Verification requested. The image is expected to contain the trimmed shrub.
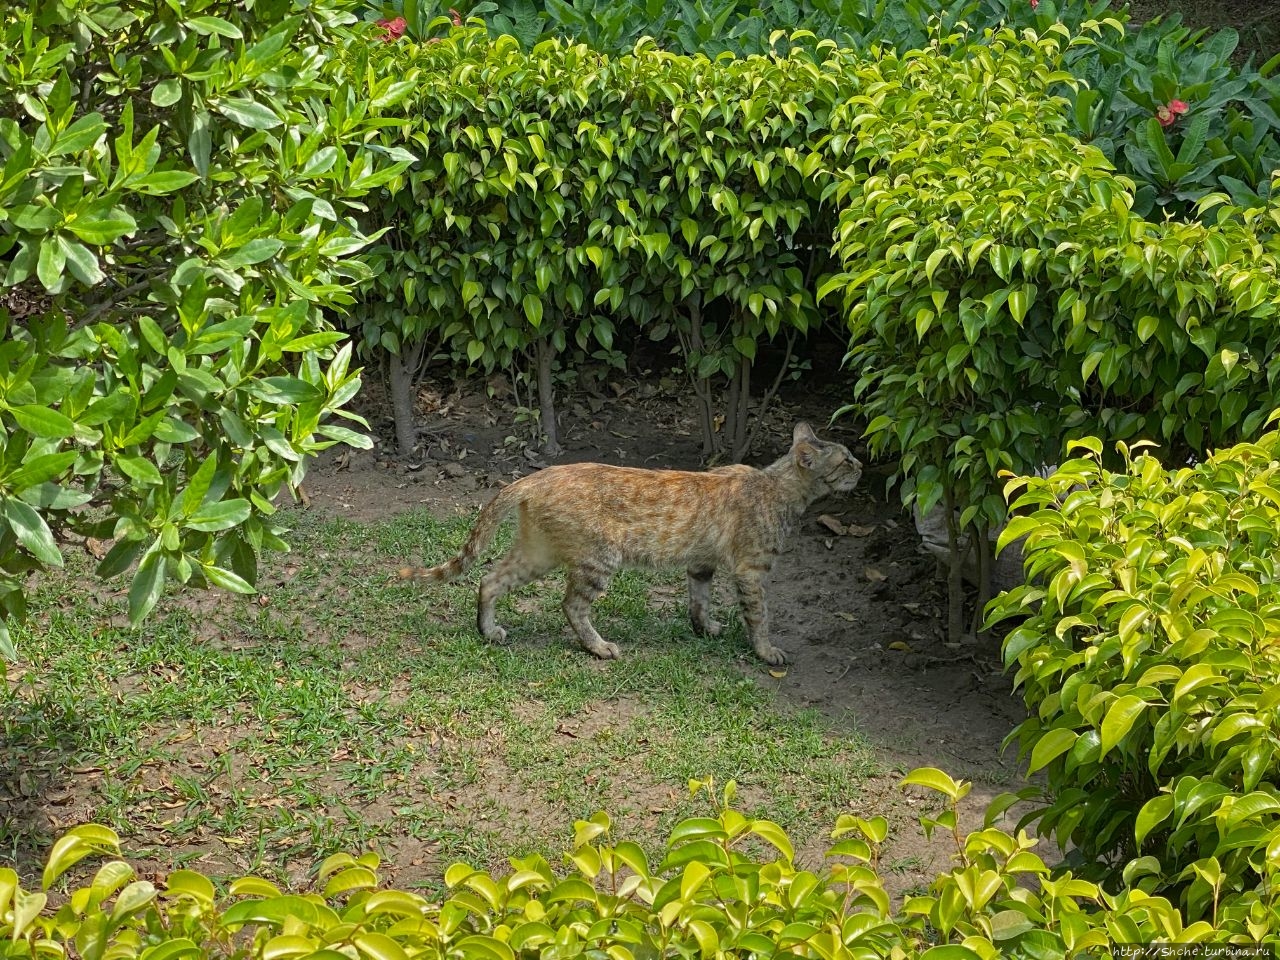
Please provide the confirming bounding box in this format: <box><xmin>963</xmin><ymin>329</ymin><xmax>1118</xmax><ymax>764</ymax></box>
<box><xmin>345</xmin><ymin>27</ymin><xmax>845</xmax><ymax>458</ymax></box>
<box><xmin>990</xmin><ymin>419</ymin><xmax>1280</xmax><ymax>927</ymax></box>
<box><xmin>400</xmin><ymin>0</ymin><xmax>1280</xmax><ymax>218</ymax></box>
<box><xmin>6</xmin><ymin>770</ymin><xmax>1265</xmax><ymax>958</ymax></box>
<box><xmin>821</xmin><ymin>23</ymin><xmax>1280</xmax><ymax>641</ymax></box>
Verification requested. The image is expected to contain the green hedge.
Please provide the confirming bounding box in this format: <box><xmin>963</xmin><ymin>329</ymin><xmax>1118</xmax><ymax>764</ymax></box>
<box><xmin>9</xmin><ymin>770</ymin><xmax>1270</xmax><ymax>958</ymax></box>
<box><xmin>821</xmin><ymin>23</ymin><xmax>1280</xmax><ymax>640</ymax></box>
<box><xmin>990</xmin><ymin>419</ymin><xmax>1280</xmax><ymax>928</ymax></box>
<box><xmin>343</xmin><ymin>25</ymin><xmax>848</xmax><ymax>456</ymax></box>
<box><xmin>391</xmin><ymin>0</ymin><xmax>1280</xmax><ymax>220</ymax></box>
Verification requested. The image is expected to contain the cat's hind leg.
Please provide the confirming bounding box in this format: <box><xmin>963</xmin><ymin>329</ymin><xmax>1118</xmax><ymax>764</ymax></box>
<box><xmin>686</xmin><ymin>567</ymin><xmax>722</xmax><ymax>637</ymax></box>
<box><xmin>563</xmin><ymin>558</ymin><xmax>620</xmax><ymax>659</ymax></box>
<box><xmin>477</xmin><ymin>538</ymin><xmax>554</xmax><ymax>644</ymax></box>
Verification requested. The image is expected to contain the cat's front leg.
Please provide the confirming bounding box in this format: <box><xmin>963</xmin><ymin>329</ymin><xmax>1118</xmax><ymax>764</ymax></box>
<box><xmin>687</xmin><ymin>567</ymin><xmax>722</xmax><ymax>637</ymax></box>
<box><xmin>734</xmin><ymin>571</ymin><xmax>786</xmax><ymax>665</ymax></box>
<box><xmin>563</xmin><ymin>562</ymin><xmax>621</xmax><ymax>659</ymax></box>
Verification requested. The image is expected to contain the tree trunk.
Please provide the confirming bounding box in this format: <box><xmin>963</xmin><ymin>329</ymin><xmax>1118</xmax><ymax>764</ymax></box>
<box><xmin>686</xmin><ymin>297</ymin><xmax>717</xmax><ymax>458</ymax></box>
<box><xmin>725</xmin><ymin>361</ymin><xmax>741</xmax><ymax>464</ymax></box>
<box><xmin>943</xmin><ymin>484</ymin><xmax>968</xmax><ymax>645</ymax></box>
<box><xmin>742</xmin><ymin>329</ymin><xmax>796</xmax><ymax>458</ymax></box>
<box><xmin>388</xmin><ymin>342</ymin><xmax>424</xmax><ymax>457</ymax></box>
<box><xmin>729</xmin><ymin>353</ymin><xmax>751</xmax><ymax>462</ymax></box>
<box><xmin>535</xmin><ymin>336</ymin><xmax>561</xmax><ymax>457</ymax></box>
<box><xmin>971</xmin><ymin>522</ymin><xmax>993</xmax><ymax>639</ymax></box>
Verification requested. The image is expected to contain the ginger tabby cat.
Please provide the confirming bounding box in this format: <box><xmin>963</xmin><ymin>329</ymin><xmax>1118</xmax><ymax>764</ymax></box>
<box><xmin>399</xmin><ymin>423</ymin><xmax>862</xmax><ymax>664</ymax></box>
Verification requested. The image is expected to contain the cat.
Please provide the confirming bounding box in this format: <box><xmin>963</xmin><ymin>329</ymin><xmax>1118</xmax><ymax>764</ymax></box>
<box><xmin>398</xmin><ymin>422</ymin><xmax>862</xmax><ymax>664</ymax></box>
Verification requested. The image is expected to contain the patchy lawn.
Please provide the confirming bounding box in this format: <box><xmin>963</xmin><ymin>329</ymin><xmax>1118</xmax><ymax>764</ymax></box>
<box><xmin>4</xmin><ymin>508</ymin><xmax>880</xmax><ymax>892</ymax></box>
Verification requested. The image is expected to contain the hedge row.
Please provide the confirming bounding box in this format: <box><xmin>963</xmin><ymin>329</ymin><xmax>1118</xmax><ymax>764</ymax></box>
<box><xmin>990</xmin><ymin>420</ymin><xmax>1280</xmax><ymax>931</ymax></box>
<box><xmin>352</xmin><ymin>21</ymin><xmax>1280</xmax><ymax>642</ymax></box>
<box><xmin>822</xmin><ymin>24</ymin><xmax>1280</xmax><ymax>638</ymax></box>
<box><xmin>342</xmin><ymin>25</ymin><xmax>849</xmax><ymax>458</ymax></box>
<box><xmin>399</xmin><ymin>0</ymin><xmax>1280</xmax><ymax>220</ymax></box>
<box><xmin>8</xmin><ymin>770</ymin><xmax>1270</xmax><ymax>958</ymax></box>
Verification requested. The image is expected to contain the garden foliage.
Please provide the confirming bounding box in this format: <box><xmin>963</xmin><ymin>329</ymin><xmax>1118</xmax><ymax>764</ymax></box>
<box><xmin>346</xmin><ymin>26</ymin><xmax>842</xmax><ymax>457</ymax></box>
<box><xmin>821</xmin><ymin>24</ymin><xmax>1280</xmax><ymax>639</ymax></box>
<box><xmin>0</xmin><ymin>0</ymin><xmax>397</xmax><ymax>654</ymax></box>
<box><xmin>990</xmin><ymin>422</ymin><xmax>1280</xmax><ymax>931</ymax></box>
<box><xmin>395</xmin><ymin>0</ymin><xmax>1280</xmax><ymax>218</ymax></box>
<box><xmin>7</xmin><ymin>771</ymin><xmax>1267</xmax><ymax>959</ymax></box>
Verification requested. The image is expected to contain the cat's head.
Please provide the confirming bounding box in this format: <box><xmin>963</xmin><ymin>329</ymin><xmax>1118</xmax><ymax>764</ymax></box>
<box><xmin>792</xmin><ymin>423</ymin><xmax>862</xmax><ymax>493</ymax></box>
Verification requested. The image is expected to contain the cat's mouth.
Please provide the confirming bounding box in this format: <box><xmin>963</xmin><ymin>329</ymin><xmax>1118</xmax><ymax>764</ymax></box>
<box><xmin>827</xmin><ymin>462</ymin><xmax>863</xmax><ymax>492</ymax></box>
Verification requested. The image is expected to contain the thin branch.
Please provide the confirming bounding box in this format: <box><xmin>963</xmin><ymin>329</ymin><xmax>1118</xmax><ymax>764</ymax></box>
<box><xmin>742</xmin><ymin>327</ymin><xmax>798</xmax><ymax>456</ymax></box>
<box><xmin>78</xmin><ymin>277</ymin><xmax>158</xmax><ymax>327</ymax></box>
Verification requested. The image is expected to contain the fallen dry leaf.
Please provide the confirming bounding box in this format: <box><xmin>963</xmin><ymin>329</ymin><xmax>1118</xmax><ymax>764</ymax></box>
<box><xmin>768</xmin><ymin>668</ymin><xmax>788</xmax><ymax>679</ymax></box>
<box><xmin>846</xmin><ymin>524</ymin><xmax>876</xmax><ymax>537</ymax></box>
<box><xmin>834</xmin><ymin>612</ymin><xmax>857</xmax><ymax>622</ymax></box>
<box><xmin>817</xmin><ymin>514</ymin><xmax>847</xmax><ymax>536</ymax></box>
<box><xmin>888</xmin><ymin>640</ymin><xmax>912</xmax><ymax>652</ymax></box>
<box><xmin>864</xmin><ymin>566</ymin><xmax>887</xmax><ymax>583</ymax></box>
<box><xmin>85</xmin><ymin>537</ymin><xmax>110</xmax><ymax>560</ymax></box>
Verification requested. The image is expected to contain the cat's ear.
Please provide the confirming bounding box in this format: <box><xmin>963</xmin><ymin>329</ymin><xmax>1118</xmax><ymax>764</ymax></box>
<box><xmin>793</xmin><ymin>422</ymin><xmax>817</xmax><ymax>445</ymax></box>
<box><xmin>794</xmin><ymin>442</ymin><xmax>817</xmax><ymax>470</ymax></box>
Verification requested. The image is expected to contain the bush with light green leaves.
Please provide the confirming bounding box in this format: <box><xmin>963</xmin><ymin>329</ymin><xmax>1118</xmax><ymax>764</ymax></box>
<box><xmin>0</xmin><ymin>0</ymin><xmax>406</xmax><ymax>656</ymax></box>
<box><xmin>9</xmin><ymin>768</ymin><xmax>1266</xmax><ymax>959</ymax></box>
<box><xmin>820</xmin><ymin>23</ymin><xmax>1280</xmax><ymax>643</ymax></box>
<box><xmin>990</xmin><ymin>418</ymin><xmax>1280</xmax><ymax>930</ymax></box>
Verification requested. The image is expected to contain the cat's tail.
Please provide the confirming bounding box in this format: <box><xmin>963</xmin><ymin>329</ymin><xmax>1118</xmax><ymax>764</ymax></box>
<box><xmin>397</xmin><ymin>483</ymin><xmax>519</xmax><ymax>583</ymax></box>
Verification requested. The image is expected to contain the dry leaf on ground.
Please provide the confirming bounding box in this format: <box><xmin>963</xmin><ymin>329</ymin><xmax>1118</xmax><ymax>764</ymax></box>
<box><xmin>817</xmin><ymin>514</ymin><xmax>847</xmax><ymax>536</ymax></box>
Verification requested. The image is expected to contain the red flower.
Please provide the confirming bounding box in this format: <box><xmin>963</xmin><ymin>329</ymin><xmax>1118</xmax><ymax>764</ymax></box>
<box><xmin>1029</xmin><ymin>0</ymin><xmax>1038</xmax><ymax>8</ymax></box>
<box><xmin>376</xmin><ymin>16</ymin><xmax>407</xmax><ymax>41</ymax></box>
<box><xmin>450</xmin><ymin>7</ymin><xmax>463</xmax><ymax>26</ymax></box>
<box><xmin>1156</xmin><ymin>98</ymin><xmax>1189</xmax><ymax>128</ymax></box>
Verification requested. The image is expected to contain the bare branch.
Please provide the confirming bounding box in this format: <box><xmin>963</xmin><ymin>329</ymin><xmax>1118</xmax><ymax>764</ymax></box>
<box><xmin>742</xmin><ymin>327</ymin><xmax>797</xmax><ymax>457</ymax></box>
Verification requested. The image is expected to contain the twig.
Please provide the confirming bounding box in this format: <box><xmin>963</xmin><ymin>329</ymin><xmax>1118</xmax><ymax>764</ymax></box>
<box><xmin>835</xmin><ymin>655</ymin><xmax>861</xmax><ymax>681</ymax></box>
<box><xmin>742</xmin><ymin>328</ymin><xmax>798</xmax><ymax>456</ymax></box>
<box><xmin>920</xmin><ymin>652</ymin><xmax>982</xmax><ymax>668</ymax></box>
<box><xmin>78</xmin><ymin>277</ymin><xmax>157</xmax><ymax>326</ymax></box>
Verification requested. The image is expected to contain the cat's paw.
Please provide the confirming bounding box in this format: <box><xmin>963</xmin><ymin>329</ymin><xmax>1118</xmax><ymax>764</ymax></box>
<box><xmin>586</xmin><ymin>640</ymin><xmax>622</xmax><ymax>660</ymax></box>
<box><xmin>483</xmin><ymin>625</ymin><xmax>509</xmax><ymax>644</ymax></box>
<box><xmin>757</xmin><ymin>643</ymin><xmax>788</xmax><ymax>666</ymax></box>
<box><xmin>692</xmin><ymin>618</ymin><xmax>723</xmax><ymax>638</ymax></box>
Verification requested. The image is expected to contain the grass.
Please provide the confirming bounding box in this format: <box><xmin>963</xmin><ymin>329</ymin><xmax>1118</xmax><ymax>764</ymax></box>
<box><xmin>2</xmin><ymin>506</ymin><xmax>880</xmax><ymax>889</ymax></box>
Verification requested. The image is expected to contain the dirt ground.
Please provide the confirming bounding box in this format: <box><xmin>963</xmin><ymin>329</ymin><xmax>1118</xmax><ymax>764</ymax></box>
<box><xmin>298</xmin><ymin>362</ymin><xmax>1030</xmax><ymax>892</ymax></box>
<box><xmin>1126</xmin><ymin>0</ymin><xmax>1279</xmax><ymax>62</ymax></box>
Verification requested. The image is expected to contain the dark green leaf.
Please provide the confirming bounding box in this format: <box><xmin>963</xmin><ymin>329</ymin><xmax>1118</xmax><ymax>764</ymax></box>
<box><xmin>10</xmin><ymin>405</ymin><xmax>75</xmax><ymax>439</ymax></box>
<box><xmin>128</xmin><ymin>552</ymin><xmax>167</xmax><ymax>624</ymax></box>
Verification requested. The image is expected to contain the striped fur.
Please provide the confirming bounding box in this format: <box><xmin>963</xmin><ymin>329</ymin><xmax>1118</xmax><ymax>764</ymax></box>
<box><xmin>399</xmin><ymin>422</ymin><xmax>861</xmax><ymax>664</ymax></box>
<box><xmin>398</xmin><ymin>483</ymin><xmax>520</xmax><ymax>584</ymax></box>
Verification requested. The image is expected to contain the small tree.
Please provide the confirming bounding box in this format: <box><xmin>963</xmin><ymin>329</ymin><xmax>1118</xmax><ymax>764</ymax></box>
<box><xmin>0</xmin><ymin>0</ymin><xmax>404</xmax><ymax>654</ymax></box>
